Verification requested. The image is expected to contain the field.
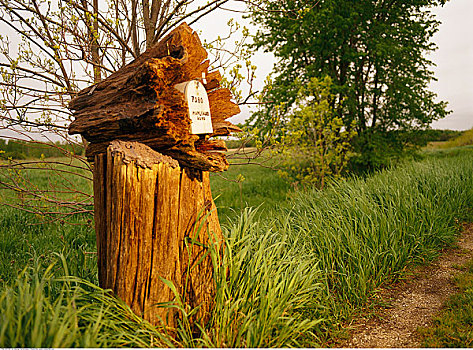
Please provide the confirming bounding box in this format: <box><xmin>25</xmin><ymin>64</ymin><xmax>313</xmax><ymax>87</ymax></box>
<box><xmin>1</xmin><ymin>146</ymin><xmax>473</xmax><ymax>346</ymax></box>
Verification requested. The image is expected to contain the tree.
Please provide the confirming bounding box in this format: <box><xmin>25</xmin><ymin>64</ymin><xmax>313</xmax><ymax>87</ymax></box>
<box><xmin>278</xmin><ymin>76</ymin><xmax>356</xmax><ymax>188</ymax></box>
<box><xmin>0</xmin><ymin>0</ymin><xmax>254</xmax><ymax>222</ymax></box>
<box><xmin>249</xmin><ymin>0</ymin><xmax>450</xmax><ymax>170</ymax></box>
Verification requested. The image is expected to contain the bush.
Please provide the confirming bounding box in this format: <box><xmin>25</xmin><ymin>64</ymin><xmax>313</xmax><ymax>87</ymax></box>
<box><xmin>279</xmin><ymin>76</ymin><xmax>356</xmax><ymax>188</ymax></box>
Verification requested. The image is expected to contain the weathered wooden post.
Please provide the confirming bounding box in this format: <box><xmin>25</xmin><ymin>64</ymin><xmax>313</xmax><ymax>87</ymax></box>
<box><xmin>67</xmin><ymin>23</ymin><xmax>240</xmax><ymax>328</ymax></box>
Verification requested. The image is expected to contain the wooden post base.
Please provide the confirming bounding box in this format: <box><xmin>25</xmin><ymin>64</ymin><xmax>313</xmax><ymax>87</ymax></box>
<box><xmin>92</xmin><ymin>140</ymin><xmax>222</xmax><ymax>328</ymax></box>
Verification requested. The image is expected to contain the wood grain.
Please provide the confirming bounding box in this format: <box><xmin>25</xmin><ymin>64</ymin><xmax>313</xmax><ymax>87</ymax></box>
<box><xmin>94</xmin><ymin>141</ymin><xmax>223</xmax><ymax>328</ymax></box>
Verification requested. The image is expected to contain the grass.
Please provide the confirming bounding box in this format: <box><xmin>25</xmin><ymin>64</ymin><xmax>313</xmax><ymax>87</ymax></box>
<box><xmin>426</xmin><ymin>127</ymin><xmax>473</xmax><ymax>150</ymax></box>
<box><xmin>296</xmin><ymin>153</ymin><xmax>473</xmax><ymax>293</ymax></box>
<box><xmin>0</xmin><ymin>206</ymin><xmax>96</xmax><ymax>287</ymax></box>
<box><xmin>1</xmin><ymin>147</ymin><xmax>473</xmax><ymax>346</ymax></box>
<box><xmin>210</xmin><ymin>152</ymin><xmax>290</xmax><ymax>222</ymax></box>
<box><xmin>0</xmin><ymin>211</ymin><xmax>325</xmax><ymax>348</ymax></box>
<box><xmin>207</xmin><ymin>209</ymin><xmax>326</xmax><ymax>347</ymax></box>
<box><xmin>418</xmin><ymin>257</ymin><xmax>473</xmax><ymax>347</ymax></box>
<box><xmin>0</xmin><ymin>257</ymin><xmax>177</xmax><ymax>348</ymax></box>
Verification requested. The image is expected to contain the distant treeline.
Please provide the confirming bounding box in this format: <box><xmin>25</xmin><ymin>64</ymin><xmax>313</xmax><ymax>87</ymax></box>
<box><xmin>0</xmin><ymin>129</ymin><xmax>463</xmax><ymax>160</ymax></box>
<box><xmin>0</xmin><ymin>139</ymin><xmax>84</xmax><ymax>159</ymax></box>
<box><xmin>409</xmin><ymin>129</ymin><xmax>463</xmax><ymax>145</ymax></box>
<box><xmin>225</xmin><ymin>137</ymin><xmax>257</xmax><ymax>150</ymax></box>
<box><xmin>225</xmin><ymin>129</ymin><xmax>462</xmax><ymax>150</ymax></box>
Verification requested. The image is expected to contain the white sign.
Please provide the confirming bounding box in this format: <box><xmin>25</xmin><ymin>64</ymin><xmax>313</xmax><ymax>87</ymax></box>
<box><xmin>174</xmin><ymin>80</ymin><xmax>213</xmax><ymax>135</ymax></box>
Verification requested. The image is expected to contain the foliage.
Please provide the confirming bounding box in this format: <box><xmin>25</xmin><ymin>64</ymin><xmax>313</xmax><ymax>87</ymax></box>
<box><xmin>0</xmin><ymin>213</ymin><xmax>325</xmax><ymax>348</ymax></box>
<box><xmin>223</xmin><ymin>137</ymin><xmax>257</xmax><ymax>150</ymax></box>
<box><xmin>440</xmin><ymin>127</ymin><xmax>473</xmax><ymax>149</ymax></box>
<box><xmin>202</xmin><ymin>19</ymin><xmax>257</xmax><ymax>105</ymax></box>
<box><xmin>0</xmin><ymin>258</ymin><xmax>177</xmax><ymax>348</ymax></box>
<box><xmin>418</xmin><ymin>258</ymin><xmax>473</xmax><ymax>347</ymax></box>
<box><xmin>0</xmin><ymin>206</ymin><xmax>95</xmax><ymax>287</ymax></box>
<box><xmin>210</xmin><ymin>153</ymin><xmax>290</xmax><ymax>223</ymax></box>
<box><xmin>410</xmin><ymin>129</ymin><xmax>462</xmax><ymax>144</ymax></box>
<box><xmin>0</xmin><ymin>139</ymin><xmax>84</xmax><ymax>160</ymax></box>
<box><xmin>206</xmin><ymin>209</ymin><xmax>326</xmax><ymax>347</ymax></box>
<box><xmin>0</xmin><ymin>155</ymin><xmax>93</xmax><ymax>225</ymax></box>
<box><xmin>349</xmin><ymin>129</ymin><xmax>419</xmax><ymax>173</ymax></box>
<box><xmin>249</xmin><ymin>0</ymin><xmax>450</xmax><ymax>169</ymax></box>
<box><xmin>285</xmin><ymin>148</ymin><xmax>473</xmax><ymax>312</ymax></box>
<box><xmin>277</xmin><ymin>76</ymin><xmax>356</xmax><ymax>188</ymax></box>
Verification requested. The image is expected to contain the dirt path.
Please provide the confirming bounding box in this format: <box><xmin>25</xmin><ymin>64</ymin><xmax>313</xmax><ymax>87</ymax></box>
<box><xmin>342</xmin><ymin>224</ymin><xmax>473</xmax><ymax>348</ymax></box>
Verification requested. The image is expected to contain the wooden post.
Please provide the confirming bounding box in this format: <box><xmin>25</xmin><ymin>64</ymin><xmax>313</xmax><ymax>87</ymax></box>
<box><xmin>68</xmin><ymin>23</ymin><xmax>241</xmax><ymax>328</ymax></box>
<box><xmin>93</xmin><ymin>141</ymin><xmax>221</xmax><ymax>326</ymax></box>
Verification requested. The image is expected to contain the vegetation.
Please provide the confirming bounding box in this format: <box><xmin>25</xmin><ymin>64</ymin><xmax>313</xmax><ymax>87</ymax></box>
<box><xmin>0</xmin><ymin>139</ymin><xmax>84</xmax><ymax>160</ymax></box>
<box><xmin>277</xmin><ymin>76</ymin><xmax>357</xmax><ymax>188</ymax></box>
<box><xmin>1</xmin><ymin>147</ymin><xmax>473</xmax><ymax>346</ymax></box>
<box><xmin>210</xmin><ymin>157</ymin><xmax>290</xmax><ymax>222</ymax></box>
<box><xmin>0</xmin><ymin>259</ymin><xmax>178</xmax><ymax>348</ymax></box>
<box><xmin>249</xmin><ymin>0</ymin><xmax>450</xmax><ymax>170</ymax></box>
<box><xmin>223</xmin><ymin>136</ymin><xmax>257</xmax><ymax>150</ymax></box>
<box><xmin>440</xmin><ymin>127</ymin><xmax>473</xmax><ymax>149</ymax></box>
<box><xmin>412</xmin><ymin>129</ymin><xmax>462</xmax><ymax>144</ymax></box>
<box><xmin>0</xmin><ymin>155</ymin><xmax>92</xmax><ymax>223</ymax></box>
<box><xmin>418</xmin><ymin>257</ymin><xmax>473</xmax><ymax>347</ymax></box>
<box><xmin>0</xmin><ymin>0</ymin><xmax>469</xmax><ymax>346</ymax></box>
<box><xmin>0</xmin><ymin>0</ymin><xmax>254</xmax><ymax>218</ymax></box>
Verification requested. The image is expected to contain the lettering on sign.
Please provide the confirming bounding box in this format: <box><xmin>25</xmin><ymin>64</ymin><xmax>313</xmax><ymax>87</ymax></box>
<box><xmin>174</xmin><ymin>80</ymin><xmax>213</xmax><ymax>134</ymax></box>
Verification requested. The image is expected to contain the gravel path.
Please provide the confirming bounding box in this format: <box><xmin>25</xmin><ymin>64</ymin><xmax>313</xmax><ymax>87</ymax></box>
<box><xmin>342</xmin><ymin>224</ymin><xmax>473</xmax><ymax>348</ymax></box>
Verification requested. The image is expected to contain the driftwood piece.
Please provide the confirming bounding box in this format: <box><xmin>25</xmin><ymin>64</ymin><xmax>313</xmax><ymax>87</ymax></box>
<box><xmin>69</xmin><ymin>23</ymin><xmax>241</xmax><ymax>172</ymax></box>
<box><xmin>94</xmin><ymin>141</ymin><xmax>222</xmax><ymax>327</ymax></box>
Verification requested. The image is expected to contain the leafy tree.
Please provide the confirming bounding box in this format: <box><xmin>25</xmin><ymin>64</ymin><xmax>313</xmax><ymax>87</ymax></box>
<box><xmin>278</xmin><ymin>76</ymin><xmax>356</xmax><ymax>188</ymax></box>
<box><xmin>249</xmin><ymin>0</ymin><xmax>450</xmax><ymax>170</ymax></box>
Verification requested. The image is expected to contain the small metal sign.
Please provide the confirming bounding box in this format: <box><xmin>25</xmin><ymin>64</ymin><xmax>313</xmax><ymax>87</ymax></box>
<box><xmin>174</xmin><ymin>80</ymin><xmax>213</xmax><ymax>135</ymax></box>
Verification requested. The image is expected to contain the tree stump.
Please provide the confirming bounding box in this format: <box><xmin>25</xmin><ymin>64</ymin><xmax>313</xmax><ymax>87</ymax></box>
<box><xmin>93</xmin><ymin>141</ymin><xmax>222</xmax><ymax>327</ymax></box>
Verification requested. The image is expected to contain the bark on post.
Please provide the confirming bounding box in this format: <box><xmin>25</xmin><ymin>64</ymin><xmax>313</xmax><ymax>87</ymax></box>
<box><xmin>69</xmin><ymin>23</ymin><xmax>240</xmax><ymax>328</ymax></box>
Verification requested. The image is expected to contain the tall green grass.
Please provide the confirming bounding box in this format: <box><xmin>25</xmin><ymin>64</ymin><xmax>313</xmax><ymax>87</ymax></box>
<box><xmin>0</xmin><ymin>257</ymin><xmax>176</xmax><ymax>348</ymax></box>
<box><xmin>0</xmin><ymin>214</ymin><xmax>324</xmax><ymax>348</ymax></box>
<box><xmin>286</xmin><ymin>152</ymin><xmax>473</xmax><ymax>305</ymax></box>
<box><xmin>207</xmin><ymin>209</ymin><xmax>326</xmax><ymax>347</ymax></box>
<box><xmin>1</xmin><ymin>148</ymin><xmax>473</xmax><ymax>347</ymax></box>
<box><xmin>0</xmin><ymin>206</ymin><xmax>96</xmax><ymax>286</ymax></box>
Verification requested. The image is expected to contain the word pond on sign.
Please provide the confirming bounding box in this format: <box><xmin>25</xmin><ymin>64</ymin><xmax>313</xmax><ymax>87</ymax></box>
<box><xmin>174</xmin><ymin>80</ymin><xmax>213</xmax><ymax>135</ymax></box>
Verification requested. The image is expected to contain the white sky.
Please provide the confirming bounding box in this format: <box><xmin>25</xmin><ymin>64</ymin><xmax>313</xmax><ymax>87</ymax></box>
<box><xmin>196</xmin><ymin>0</ymin><xmax>473</xmax><ymax>130</ymax></box>
<box><xmin>428</xmin><ymin>0</ymin><xmax>473</xmax><ymax>130</ymax></box>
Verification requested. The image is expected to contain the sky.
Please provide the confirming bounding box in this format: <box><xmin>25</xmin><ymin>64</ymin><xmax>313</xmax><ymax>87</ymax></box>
<box><xmin>196</xmin><ymin>0</ymin><xmax>473</xmax><ymax>130</ymax></box>
<box><xmin>428</xmin><ymin>0</ymin><xmax>473</xmax><ymax>130</ymax></box>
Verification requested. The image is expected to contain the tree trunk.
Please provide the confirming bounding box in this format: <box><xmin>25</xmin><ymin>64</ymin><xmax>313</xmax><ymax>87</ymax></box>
<box><xmin>93</xmin><ymin>140</ymin><xmax>222</xmax><ymax>327</ymax></box>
